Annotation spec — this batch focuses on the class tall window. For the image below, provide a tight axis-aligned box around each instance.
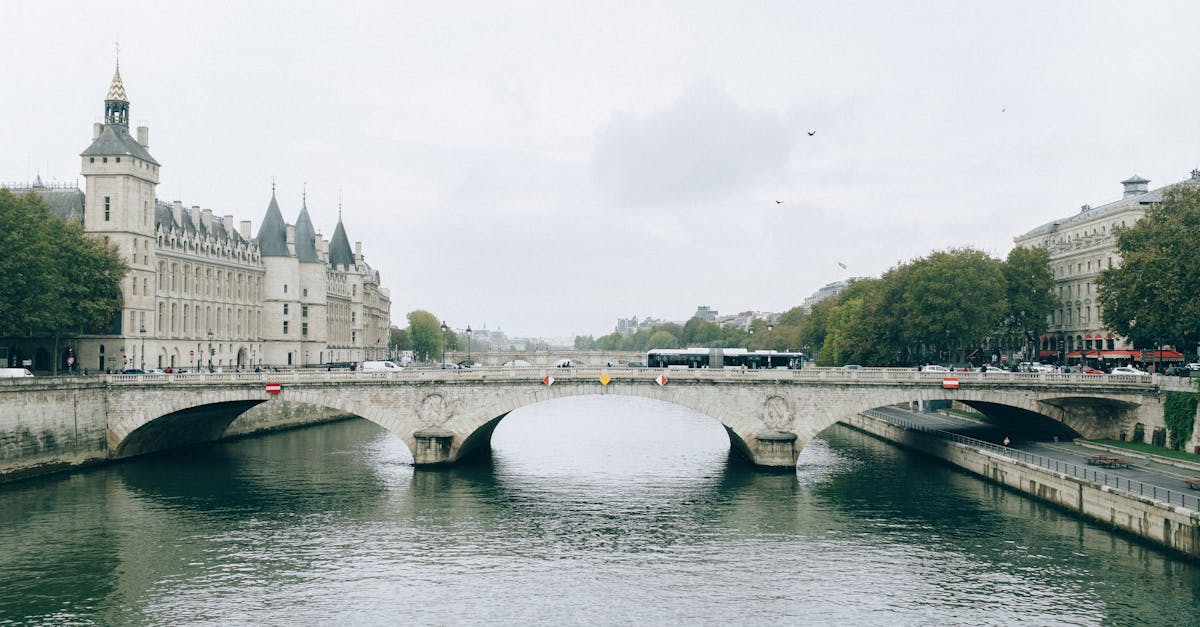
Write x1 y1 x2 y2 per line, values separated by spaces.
104 196 111 221
283 304 289 315
283 321 289 335
302 322 308 337
302 305 308 318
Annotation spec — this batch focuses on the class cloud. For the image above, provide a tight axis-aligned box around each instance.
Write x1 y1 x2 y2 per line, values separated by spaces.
593 82 796 207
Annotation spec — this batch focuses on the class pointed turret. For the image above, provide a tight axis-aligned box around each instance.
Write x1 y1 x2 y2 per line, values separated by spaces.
294 198 319 262
105 65 129 127
328 216 355 268
256 190 290 256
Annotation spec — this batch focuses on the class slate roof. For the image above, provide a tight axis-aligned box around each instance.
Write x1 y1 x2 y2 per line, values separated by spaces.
1017 175 1200 239
294 201 319 262
154 200 245 244
81 123 159 165
2 183 86 222
328 218 355 268
256 192 290 256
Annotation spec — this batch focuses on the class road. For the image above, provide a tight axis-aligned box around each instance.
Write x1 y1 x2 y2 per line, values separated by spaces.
870 405 1200 499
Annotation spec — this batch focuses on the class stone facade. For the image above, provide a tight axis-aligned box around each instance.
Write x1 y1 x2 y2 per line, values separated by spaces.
2 64 390 372
1014 171 1200 359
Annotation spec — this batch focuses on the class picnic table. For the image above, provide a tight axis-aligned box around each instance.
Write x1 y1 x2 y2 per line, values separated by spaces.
1085 454 1131 469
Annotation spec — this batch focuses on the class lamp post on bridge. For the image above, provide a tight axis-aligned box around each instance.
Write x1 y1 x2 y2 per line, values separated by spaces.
466 325 472 366
139 324 146 371
440 321 449 367
766 323 774 368
207 329 214 373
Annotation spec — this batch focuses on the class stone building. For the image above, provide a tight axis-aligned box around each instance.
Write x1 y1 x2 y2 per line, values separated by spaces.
1013 170 1200 362
2 64 390 372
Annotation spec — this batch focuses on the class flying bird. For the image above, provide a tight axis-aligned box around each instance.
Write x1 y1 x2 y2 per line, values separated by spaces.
837 262 847 270
807 131 816 136
775 200 783 204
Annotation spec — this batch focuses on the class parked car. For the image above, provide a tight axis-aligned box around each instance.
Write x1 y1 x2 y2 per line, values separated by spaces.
921 365 951 373
0 368 34 378
1111 366 1149 376
434 362 460 370
1081 367 1105 374
1164 365 1191 377
1187 363 1200 371
121 369 146 374
625 361 647 368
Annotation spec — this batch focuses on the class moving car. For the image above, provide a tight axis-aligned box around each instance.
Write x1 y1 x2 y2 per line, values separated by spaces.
0 368 34 378
361 360 403 372
920 365 950 373
842 364 863 371
1111 366 1149 376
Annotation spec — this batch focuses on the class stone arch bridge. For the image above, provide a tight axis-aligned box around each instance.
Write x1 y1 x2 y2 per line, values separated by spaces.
78 368 1190 469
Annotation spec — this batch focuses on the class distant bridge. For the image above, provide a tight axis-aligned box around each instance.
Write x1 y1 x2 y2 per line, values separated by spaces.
3 368 1192 470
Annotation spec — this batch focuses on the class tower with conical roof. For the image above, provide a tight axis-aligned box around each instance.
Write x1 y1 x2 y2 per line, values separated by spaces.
81 61 160 344
295 197 328 364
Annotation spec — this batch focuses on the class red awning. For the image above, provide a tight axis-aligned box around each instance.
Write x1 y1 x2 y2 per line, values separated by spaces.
1038 350 1058 357
1100 349 1185 361
1066 351 1082 357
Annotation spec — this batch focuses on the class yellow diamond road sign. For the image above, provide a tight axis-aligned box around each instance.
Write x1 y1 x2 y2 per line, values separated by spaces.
598 374 611 386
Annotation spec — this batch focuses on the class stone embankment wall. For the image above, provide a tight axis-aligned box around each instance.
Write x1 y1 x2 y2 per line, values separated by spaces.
843 412 1200 560
0 379 355 484
224 400 355 437
0 381 110 481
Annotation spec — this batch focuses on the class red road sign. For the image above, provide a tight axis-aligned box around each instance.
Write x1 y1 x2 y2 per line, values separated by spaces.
265 382 282 394
543 375 555 386
656 374 668 386
942 377 959 389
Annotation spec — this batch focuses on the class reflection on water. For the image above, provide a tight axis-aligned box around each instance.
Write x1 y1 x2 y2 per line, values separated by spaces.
1 395 1197 625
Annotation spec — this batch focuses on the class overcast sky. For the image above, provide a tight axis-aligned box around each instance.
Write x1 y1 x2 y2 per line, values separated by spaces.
4 1 1200 341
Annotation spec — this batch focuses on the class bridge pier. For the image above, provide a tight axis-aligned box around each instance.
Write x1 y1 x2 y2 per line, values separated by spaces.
753 431 800 469
412 428 456 465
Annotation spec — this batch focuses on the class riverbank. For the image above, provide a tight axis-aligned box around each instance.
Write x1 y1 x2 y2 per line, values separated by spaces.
843 410 1200 560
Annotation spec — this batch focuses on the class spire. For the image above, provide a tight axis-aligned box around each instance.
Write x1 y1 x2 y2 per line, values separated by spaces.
256 188 290 257
295 193 318 262
328 214 354 269
104 60 129 127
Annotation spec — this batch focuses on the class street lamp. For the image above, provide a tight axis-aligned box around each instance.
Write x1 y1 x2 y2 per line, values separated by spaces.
207 329 214 372
440 321 449 367
466 325 472 365
766 323 774 368
748 326 755 368
139 324 146 371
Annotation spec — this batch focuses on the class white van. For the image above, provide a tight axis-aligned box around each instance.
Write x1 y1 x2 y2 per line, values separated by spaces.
361 360 403 372
0 368 34 378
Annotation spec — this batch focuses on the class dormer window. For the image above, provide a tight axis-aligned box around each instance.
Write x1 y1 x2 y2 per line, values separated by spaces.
115 157 121 163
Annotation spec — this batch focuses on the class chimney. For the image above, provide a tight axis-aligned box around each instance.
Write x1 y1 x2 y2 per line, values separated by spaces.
201 208 213 231
1121 175 1150 197
171 202 183 228
93 123 102 140
223 215 234 235
316 235 328 257
137 126 150 149
240 220 251 239
355 241 362 255
189 205 200 229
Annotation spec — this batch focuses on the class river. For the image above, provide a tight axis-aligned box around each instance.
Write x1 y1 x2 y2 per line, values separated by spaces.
1 396 1198 625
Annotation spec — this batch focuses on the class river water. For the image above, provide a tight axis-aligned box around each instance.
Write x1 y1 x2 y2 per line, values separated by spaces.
2 396 1198 625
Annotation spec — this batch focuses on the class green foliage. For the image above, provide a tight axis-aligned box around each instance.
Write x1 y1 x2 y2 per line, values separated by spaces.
1163 392 1198 450
1098 185 1200 350
407 310 444 361
646 330 678 349
1002 246 1055 349
0 190 127 341
389 326 412 352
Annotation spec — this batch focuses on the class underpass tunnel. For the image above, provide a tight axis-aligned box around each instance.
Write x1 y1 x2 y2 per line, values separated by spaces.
955 401 1082 442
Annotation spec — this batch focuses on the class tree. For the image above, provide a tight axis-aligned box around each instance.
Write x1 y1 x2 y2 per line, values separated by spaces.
1098 184 1200 352
407 310 443 362
899 249 1006 364
0 190 128 373
1003 246 1055 360
646 329 679 349
389 326 412 352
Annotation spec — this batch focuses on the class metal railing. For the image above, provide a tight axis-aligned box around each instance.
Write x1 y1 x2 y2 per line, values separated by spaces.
862 409 1200 510
0 365 1183 389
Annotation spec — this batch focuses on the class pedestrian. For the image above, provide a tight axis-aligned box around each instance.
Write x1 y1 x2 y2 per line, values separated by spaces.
1003 436 1011 447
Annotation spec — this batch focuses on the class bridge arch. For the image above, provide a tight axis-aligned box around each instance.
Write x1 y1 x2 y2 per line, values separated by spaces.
102 372 1164 470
